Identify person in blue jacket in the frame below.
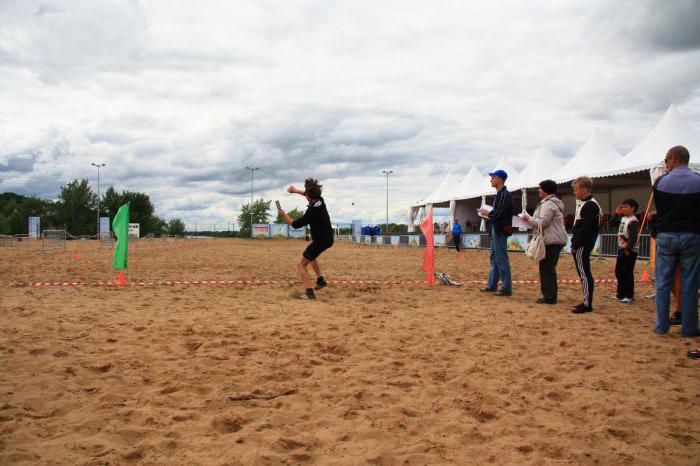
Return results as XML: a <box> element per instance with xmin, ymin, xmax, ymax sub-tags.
<box><xmin>452</xmin><ymin>218</ymin><xmax>463</xmax><ymax>252</ymax></box>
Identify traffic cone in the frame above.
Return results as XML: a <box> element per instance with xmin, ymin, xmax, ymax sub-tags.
<box><xmin>117</xmin><ymin>271</ymin><xmax>126</xmax><ymax>286</ymax></box>
<box><xmin>74</xmin><ymin>252</ymin><xmax>81</xmax><ymax>261</ymax></box>
<box><xmin>640</xmin><ymin>269</ymin><xmax>650</xmax><ymax>282</ymax></box>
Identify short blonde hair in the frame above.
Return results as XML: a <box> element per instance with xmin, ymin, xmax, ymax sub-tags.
<box><xmin>572</xmin><ymin>176</ymin><xmax>593</xmax><ymax>190</ymax></box>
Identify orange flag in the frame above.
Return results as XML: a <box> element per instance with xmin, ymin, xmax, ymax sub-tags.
<box><xmin>419</xmin><ymin>208</ymin><xmax>435</xmax><ymax>284</ymax></box>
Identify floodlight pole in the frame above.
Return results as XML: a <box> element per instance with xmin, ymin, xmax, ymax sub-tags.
<box><xmin>91</xmin><ymin>162</ymin><xmax>106</xmax><ymax>237</ymax></box>
<box><xmin>382</xmin><ymin>170</ymin><xmax>394</xmax><ymax>234</ymax></box>
<box><xmin>245</xmin><ymin>166</ymin><xmax>260</xmax><ymax>238</ymax></box>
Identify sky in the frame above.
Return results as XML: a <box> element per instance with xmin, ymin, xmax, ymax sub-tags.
<box><xmin>1</xmin><ymin>0</ymin><xmax>699</xmax><ymax>229</ymax></box>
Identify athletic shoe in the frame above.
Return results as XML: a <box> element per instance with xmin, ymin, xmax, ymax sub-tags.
<box><xmin>494</xmin><ymin>290</ymin><xmax>512</xmax><ymax>297</ymax></box>
<box><xmin>480</xmin><ymin>287</ymin><xmax>497</xmax><ymax>292</ymax></box>
<box><xmin>620</xmin><ymin>298</ymin><xmax>634</xmax><ymax>304</ymax></box>
<box><xmin>572</xmin><ymin>304</ymin><xmax>592</xmax><ymax>314</ymax></box>
<box><xmin>670</xmin><ymin>312</ymin><xmax>682</xmax><ymax>326</ymax></box>
<box><xmin>687</xmin><ymin>349</ymin><xmax>700</xmax><ymax>359</ymax></box>
<box><xmin>536</xmin><ymin>298</ymin><xmax>556</xmax><ymax>304</ymax></box>
<box><xmin>315</xmin><ymin>277</ymin><xmax>328</xmax><ymax>290</ymax></box>
<box><xmin>299</xmin><ymin>289</ymin><xmax>315</xmax><ymax>300</ymax></box>
<box><xmin>607</xmin><ymin>295</ymin><xmax>622</xmax><ymax>301</ymax></box>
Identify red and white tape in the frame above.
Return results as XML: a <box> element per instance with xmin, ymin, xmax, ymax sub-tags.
<box><xmin>15</xmin><ymin>277</ymin><xmax>618</xmax><ymax>288</ymax></box>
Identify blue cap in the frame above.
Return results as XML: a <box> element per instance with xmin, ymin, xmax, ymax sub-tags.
<box><xmin>488</xmin><ymin>169</ymin><xmax>508</xmax><ymax>180</ymax></box>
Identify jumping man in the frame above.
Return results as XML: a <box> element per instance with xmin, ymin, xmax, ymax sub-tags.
<box><xmin>278</xmin><ymin>178</ymin><xmax>334</xmax><ymax>300</ymax></box>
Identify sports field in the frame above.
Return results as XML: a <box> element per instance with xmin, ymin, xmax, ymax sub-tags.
<box><xmin>1</xmin><ymin>239</ymin><xmax>698</xmax><ymax>465</ymax></box>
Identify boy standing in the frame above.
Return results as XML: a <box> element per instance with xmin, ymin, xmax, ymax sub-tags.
<box><xmin>278</xmin><ymin>178</ymin><xmax>334</xmax><ymax>300</ymax></box>
<box><xmin>615</xmin><ymin>199</ymin><xmax>640</xmax><ymax>303</ymax></box>
<box><xmin>571</xmin><ymin>176</ymin><xmax>601</xmax><ymax>313</ymax></box>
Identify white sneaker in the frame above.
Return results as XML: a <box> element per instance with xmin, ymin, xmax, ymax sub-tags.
<box><xmin>620</xmin><ymin>298</ymin><xmax>634</xmax><ymax>304</ymax></box>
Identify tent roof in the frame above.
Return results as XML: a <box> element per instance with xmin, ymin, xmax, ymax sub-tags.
<box><xmin>424</xmin><ymin>171</ymin><xmax>460</xmax><ymax>204</ymax></box>
<box><xmin>468</xmin><ymin>158</ymin><xmax>521</xmax><ymax>197</ymax></box>
<box><xmin>452</xmin><ymin>165</ymin><xmax>489</xmax><ymax>200</ymax></box>
<box><xmin>553</xmin><ymin>129</ymin><xmax>622</xmax><ymax>183</ymax></box>
<box><xmin>602</xmin><ymin>104</ymin><xmax>700</xmax><ymax>177</ymax></box>
<box><xmin>518</xmin><ymin>147</ymin><xmax>563</xmax><ymax>188</ymax></box>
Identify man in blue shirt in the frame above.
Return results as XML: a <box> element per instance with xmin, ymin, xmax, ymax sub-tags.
<box><xmin>451</xmin><ymin>218</ymin><xmax>463</xmax><ymax>252</ymax></box>
<box><xmin>478</xmin><ymin>169</ymin><xmax>513</xmax><ymax>296</ymax></box>
<box><xmin>652</xmin><ymin>145</ymin><xmax>700</xmax><ymax>337</ymax></box>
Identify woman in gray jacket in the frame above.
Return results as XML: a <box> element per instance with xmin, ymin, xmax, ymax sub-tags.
<box><xmin>522</xmin><ymin>180</ymin><xmax>568</xmax><ymax>304</ymax></box>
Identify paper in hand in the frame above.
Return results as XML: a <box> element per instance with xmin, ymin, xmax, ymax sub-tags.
<box><xmin>478</xmin><ymin>204</ymin><xmax>493</xmax><ymax>219</ymax></box>
<box><xmin>275</xmin><ymin>200</ymin><xmax>282</xmax><ymax>211</ymax></box>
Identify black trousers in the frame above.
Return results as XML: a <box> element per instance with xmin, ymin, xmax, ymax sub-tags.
<box><xmin>453</xmin><ymin>234</ymin><xmax>461</xmax><ymax>252</ymax></box>
<box><xmin>615</xmin><ymin>250</ymin><xmax>638</xmax><ymax>299</ymax></box>
<box><xmin>572</xmin><ymin>246</ymin><xmax>594</xmax><ymax>307</ymax></box>
<box><xmin>539</xmin><ymin>244</ymin><xmax>563</xmax><ymax>302</ymax></box>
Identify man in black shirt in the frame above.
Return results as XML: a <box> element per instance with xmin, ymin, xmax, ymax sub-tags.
<box><xmin>570</xmin><ymin>176</ymin><xmax>601</xmax><ymax>313</ymax></box>
<box><xmin>278</xmin><ymin>178</ymin><xmax>334</xmax><ymax>300</ymax></box>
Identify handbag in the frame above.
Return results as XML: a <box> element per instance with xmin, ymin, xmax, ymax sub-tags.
<box><xmin>525</xmin><ymin>222</ymin><xmax>546</xmax><ymax>261</ymax></box>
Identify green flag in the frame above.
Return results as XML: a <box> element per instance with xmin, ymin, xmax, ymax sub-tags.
<box><xmin>112</xmin><ymin>202</ymin><xmax>130</xmax><ymax>270</ymax></box>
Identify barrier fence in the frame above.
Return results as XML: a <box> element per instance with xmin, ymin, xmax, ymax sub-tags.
<box><xmin>340</xmin><ymin>233</ymin><xmax>653</xmax><ymax>260</ymax></box>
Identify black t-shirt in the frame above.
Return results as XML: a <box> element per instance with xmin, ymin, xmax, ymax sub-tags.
<box><xmin>292</xmin><ymin>197</ymin><xmax>333</xmax><ymax>245</ymax></box>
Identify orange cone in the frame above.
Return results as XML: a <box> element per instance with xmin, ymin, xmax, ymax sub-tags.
<box><xmin>117</xmin><ymin>271</ymin><xmax>126</xmax><ymax>286</ymax></box>
<box><xmin>74</xmin><ymin>252</ymin><xmax>81</xmax><ymax>261</ymax></box>
<box><xmin>640</xmin><ymin>269</ymin><xmax>650</xmax><ymax>282</ymax></box>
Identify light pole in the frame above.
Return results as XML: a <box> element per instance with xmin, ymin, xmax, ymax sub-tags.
<box><xmin>382</xmin><ymin>170</ymin><xmax>393</xmax><ymax>234</ymax></box>
<box><xmin>91</xmin><ymin>162</ymin><xmax>106</xmax><ymax>237</ymax></box>
<box><xmin>245</xmin><ymin>166</ymin><xmax>260</xmax><ymax>238</ymax></box>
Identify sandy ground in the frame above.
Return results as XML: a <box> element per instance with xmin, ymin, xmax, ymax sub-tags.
<box><xmin>0</xmin><ymin>238</ymin><xmax>698</xmax><ymax>465</ymax></box>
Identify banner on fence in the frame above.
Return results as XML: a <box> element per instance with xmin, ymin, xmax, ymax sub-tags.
<box><xmin>253</xmin><ymin>224</ymin><xmax>270</xmax><ymax>238</ymax></box>
<box><xmin>129</xmin><ymin>223</ymin><xmax>140</xmax><ymax>238</ymax></box>
<box><xmin>270</xmin><ymin>223</ymin><xmax>288</xmax><ymax>238</ymax></box>
<box><xmin>391</xmin><ymin>235</ymin><xmax>400</xmax><ymax>245</ymax></box>
<box><xmin>508</xmin><ymin>233</ymin><xmax>529</xmax><ymax>252</ymax></box>
<box><xmin>434</xmin><ymin>234</ymin><xmax>446</xmax><ymax>246</ymax></box>
<box><xmin>289</xmin><ymin>227</ymin><xmax>306</xmax><ymax>239</ymax></box>
<box><xmin>463</xmin><ymin>234</ymin><xmax>480</xmax><ymax>249</ymax></box>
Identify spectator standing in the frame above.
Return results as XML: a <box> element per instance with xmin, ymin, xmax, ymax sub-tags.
<box><xmin>452</xmin><ymin>219</ymin><xmax>463</xmax><ymax>252</ymax></box>
<box><xmin>521</xmin><ymin>180</ymin><xmax>567</xmax><ymax>304</ymax></box>
<box><xmin>478</xmin><ymin>169</ymin><xmax>514</xmax><ymax>297</ymax></box>
<box><xmin>652</xmin><ymin>146</ymin><xmax>700</xmax><ymax>337</ymax></box>
<box><xmin>614</xmin><ymin>199</ymin><xmax>640</xmax><ymax>303</ymax></box>
<box><xmin>571</xmin><ymin>176</ymin><xmax>601</xmax><ymax>313</ymax></box>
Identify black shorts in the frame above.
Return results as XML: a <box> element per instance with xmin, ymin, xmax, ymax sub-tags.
<box><xmin>303</xmin><ymin>241</ymin><xmax>333</xmax><ymax>261</ymax></box>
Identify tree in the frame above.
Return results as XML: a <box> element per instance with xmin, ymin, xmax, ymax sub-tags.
<box><xmin>101</xmin><ymin>186</ymin><xmax>122</xmax><ymax>221</ymax></box>
<box><xmin>237</xmin><ymin>199</ymin><xmax>271</xmax><ymax>236</ymax></box>
<box><xmin>275</xmin><ymin>207</ymin><xmax>303</xmax><ymax>224</ymax></box>
<box><xmin>0</xmin><ymin>212</ymin><xmax>9</xmax><ymax>234</ymax></box>
<box><xmin>55</xmin><ymin>179</ymin><xmax>97</xmax><ymax>236</ymax></box>
<box><xmin>167</xmin><ymin>218</ymin><xmax>186</xmax><ymax>236</ymax></box>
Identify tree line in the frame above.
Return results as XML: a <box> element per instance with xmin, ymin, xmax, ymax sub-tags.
<box><xmin>0</xmin><ymin>179</ymin><xmax>185</xmax><ymax>236</ymax></box>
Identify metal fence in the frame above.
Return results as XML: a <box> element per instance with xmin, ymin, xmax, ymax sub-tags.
<box><xmin>341</xmin><ymin>233</ymin><xmax>654</xmax><ymax>260</ymax></box>
<box><xmin>41</xmin><ymin>230</ymin><xmax>67</xmax><ymax>253</ymax></box>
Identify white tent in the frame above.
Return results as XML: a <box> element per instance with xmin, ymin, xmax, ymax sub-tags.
<box><xmin>424</xmin><ymin>172</ymin><xmax>459</xmax><ymax>205</ymax></box>
<box><xmin>599</xmin><ymin>104</ymin><xmax>700</xmax><ymax>177</ymax></box>
<box><xmin>452</xmin><ymin>165</ymin><xmax>488</xmax><ymax>200</ymax></box>
<box><xmin>553</xmin><ymin>129</ymin><xmax>622</xmax><ymax>183</ymax></box>
<box><xmin>518</xmin><ymin>147</ymin><xmax>563</xmax><ymax>188</ymax></box>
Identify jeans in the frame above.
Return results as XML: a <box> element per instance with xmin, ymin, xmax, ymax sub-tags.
<box><xmin>487</xmin><ymin>225</ymin><xmax>512</xmax><ymax>292</ymax></box>
<box><xmin>539</xmin><ymin>244</ymin><xmax>563</xmax><ymax>302</ymax></box>
<box><xmin>615</xmin><ymin>250</ymin><xmax>637</xmax><ymax>299</ymax></box>
<box><xmin>654</xmin><ymin>232</ymin><xmax>700</xmax><ymax>336</ymax></box>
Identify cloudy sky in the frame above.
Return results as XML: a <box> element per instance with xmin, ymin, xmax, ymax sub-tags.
<box><xmin>1</xmin><ymin>0</ymin><xmax>699</xmax><ymax>228</ymax></box>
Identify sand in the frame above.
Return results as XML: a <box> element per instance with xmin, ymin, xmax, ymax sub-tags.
<box><xmin>1</xmin><ymin>238</ymin><xmax>698</xmax><ymax>465</ymax></box>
